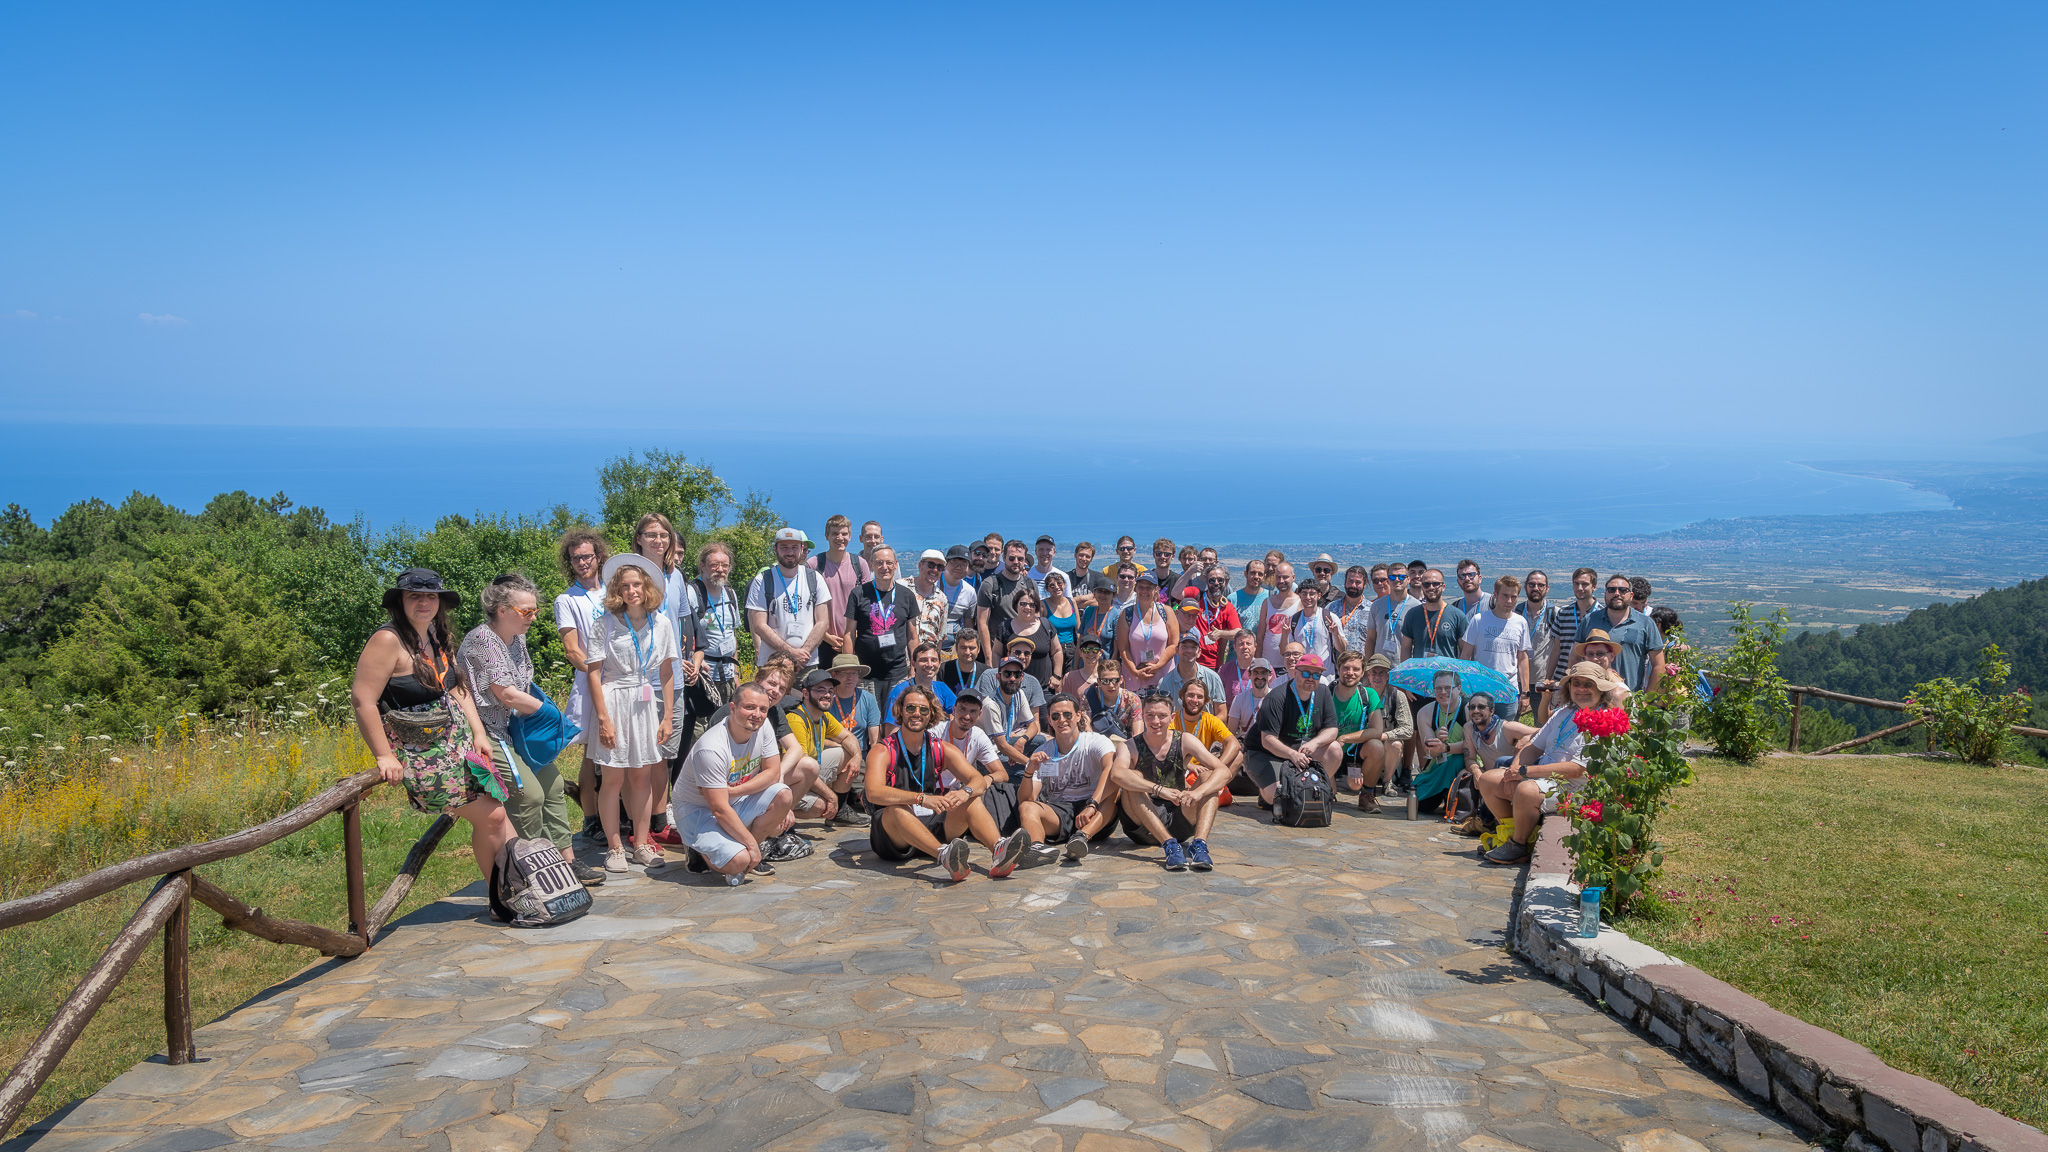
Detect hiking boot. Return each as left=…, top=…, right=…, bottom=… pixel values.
left=1161, top=838, right=1187, bottom=872
left=1062, top=836, right=1091, bottom=864
left=571, top=858, right=607, bottom=887
left=989, top=832, right=1026, bottom=879
left=603, top=848, right=629, bottom=873
left=1358, top=791, right=1380, bottom=814
left=684, top=847, right=710, bottom=874
left=1187, top=839, right=1213, bottom=871
left=941, top=837, right=972, bottom=881
left=1483, top=839, right=1531, bottom=866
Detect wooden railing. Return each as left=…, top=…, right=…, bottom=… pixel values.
left=1708, top=675, right=2047, bottom=755
left=0, top=770, right=455, bottom=1136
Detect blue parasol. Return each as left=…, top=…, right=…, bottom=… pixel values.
left=1389, top=656, right=1520, bottom=709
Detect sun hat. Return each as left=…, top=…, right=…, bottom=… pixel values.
left=827, top=653, right=871, bottom=680
left=1365, top=653, right=1394, bottom=672
left=919, top=548, right=946, bottom=566
left=1579, top=629, right=1621, bottom=655
left=382, top=567, right=461, bottom=612
left=1312, top=553, right=1337, bottom=572
left=599, top=554, right=667, bottom=599
left=1564, top=660, right=1617, bottom=689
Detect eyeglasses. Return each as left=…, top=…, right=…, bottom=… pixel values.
left=570, top=553, right=597, bottom=565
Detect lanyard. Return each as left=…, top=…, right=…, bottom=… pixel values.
left=825, top=692, right=853, bottom=725
left=1421, top=601, right=1447, bottom=647
left=1290, top=679, right=1314, bottom=736
left=868, top=582, right=896, bottom=630
left=1300, top=610, right=1320, bottom=651
left=1002, top=689, right=1023, bottom=734
left=894, top=731, right=930, bottom=794
left=773, top=567, right=804, bottom=615
left=622, top=615, right=655, bottom=679
left=801, top=706, right=826, bottom=757
left=703, top=584, right=733, bottom=632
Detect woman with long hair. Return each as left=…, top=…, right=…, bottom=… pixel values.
left=1042, top=569, right=1078, bottom=673
left=586, top=555, right=680, bottom=872
left=350, top=568, right=515, bottom=880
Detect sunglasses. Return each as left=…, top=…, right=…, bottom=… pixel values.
left=1607, top=586, right=1631, bottom=594
left=510, top=604, right=539, bottom=620
left=899, top=704, right=933, bottom=717
left=1420, top=581, right=1445, bottom=588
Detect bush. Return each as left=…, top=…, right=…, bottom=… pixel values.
left=1907, top=644, right=2035, bottom=764
left=1560, top=646, right=1698, bottom=915
left=1696, top=601, right=1788, bottom=763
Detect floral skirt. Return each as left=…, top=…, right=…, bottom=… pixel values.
left=385, top=701, right=509, bottom=815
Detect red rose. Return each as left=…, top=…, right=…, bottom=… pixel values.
left=1580, top=800, right=1604, bottom=823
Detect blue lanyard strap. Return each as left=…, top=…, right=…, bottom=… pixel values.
left=622, top=616, right=655, bottom=677
left=774, top=567, right=803, bottom=615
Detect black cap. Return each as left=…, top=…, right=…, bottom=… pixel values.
left=1088, top=573, right=1114, bottom=594
left=953, top=688, right=984, bottom=705
left=1035, top=534, right=1055, bottom=545
left=1078, top=636, right=1105, bottom=651
left=946, top=544, right=969, bottom=561
left=801, top=669, right=836, bottom=689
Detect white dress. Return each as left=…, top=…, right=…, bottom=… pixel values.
left=589, top=612, right=678, bottom=769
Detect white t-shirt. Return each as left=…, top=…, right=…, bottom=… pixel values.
left=591, top=613, right=677, bottom=692
left=1035, top=731, right=1115, bottom=804
left=1370, top=595, right=1417, bottom=660
left=1463, top=609, right=1532, bottom=693
left=745, top=566, right=825, bottom=666
left=939, top=723, right=1001, bottom=784
left=1026, top=563, right=1061, bottom=597
left=936, top=578, right=979, bottom=650
left=553, top=581, right=606, bottom=728
left=1528, top=708, right=1588, bottom=767
left=1227, top=687, right=1269, bottom=732
left=673, top=718, right=779, bottom=811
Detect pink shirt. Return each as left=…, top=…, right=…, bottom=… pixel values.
left=808, top=552, right=872, bottom=637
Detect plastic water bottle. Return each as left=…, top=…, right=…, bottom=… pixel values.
left=1579, top=887, right=1603, bottom=938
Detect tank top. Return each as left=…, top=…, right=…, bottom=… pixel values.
left=1131, top=730, right=1186, bottom=790
left=885, top=732, right=945, bottom=796
left=374, top=625, right=448, bottom=713
left=1048, top=606, right=1077, bottom=644
left=1127, top=605, right=1169, bottom=686
left=1002, top=621, right=1058, bottom=686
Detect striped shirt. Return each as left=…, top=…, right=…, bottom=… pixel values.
left=1547, top=600, right=1596, bottom=681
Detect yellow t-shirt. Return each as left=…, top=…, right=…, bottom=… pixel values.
left=1169, top=709, right=1231, bottom=751
left=786, top=708, right=845, bottom=759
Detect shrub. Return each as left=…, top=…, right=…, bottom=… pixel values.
left=1696, top=601, right=1788, bottom=763
left=1560, top=657, right=1697, bottom=916
left=1907, top=644, right=2034, bottom=764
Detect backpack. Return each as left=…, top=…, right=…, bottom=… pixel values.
left=488, top=838, right=593, bottom=928
left=1442, top=767, right=1492, bottom=835
left=745, top=566, right=827, bottom=639
left=1271, top=758, right=1333, bottom=828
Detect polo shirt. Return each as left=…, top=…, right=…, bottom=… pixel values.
left=1575, top=607, right=1666, bottom=692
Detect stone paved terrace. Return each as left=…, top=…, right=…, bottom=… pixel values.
left=6, top=803, right=1816, bottom=1152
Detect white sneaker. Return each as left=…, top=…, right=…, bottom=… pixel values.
left=633, top=843, right=665, bottom=869
left=603, top=848, right=629, bottom=873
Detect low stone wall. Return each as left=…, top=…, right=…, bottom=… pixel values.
left=1511, top=818, right=2046, bottom=1152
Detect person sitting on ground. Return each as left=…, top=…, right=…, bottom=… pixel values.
left=1410, top=669, right=1473, bottom=814
left=676, top=682, right=796, bottom=884
left=784, top=670, right=853, bottom=827
left=1246, top=651, right=1339, bottom=809
left=1015, top=693, right=1119, bottom=866
left=976, top=644, right=1047, bottom=767
left=1114, top=693, right=1232, bottom=871
left=1326, top=650, right=1385, bottom=800
left=1226, top=657, right=1275, bottom=751
left=1473, top=662, right=1608, bottom=865
left=1217, top=631, right=1260, bottom=709
left=823, top=654, right=879, bottom=827
left=1157, top=631, right=1227, bottom=715
left=1169, top=677, right=1241, bottom=778
left=862, top=684, right=1027, bottom=881
left=938, top=689, right=1008, bottom=783
left=1458, top=692, right=1535, bottom=817
left=1355, top=654, right=1414, bottom=812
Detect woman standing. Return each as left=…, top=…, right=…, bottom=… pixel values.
left=1042, top=570, right=1079, bottom=673
left=459, top=574, right=601, bottom=886
left=1116, top=572, right=1178, bottom=690
left=350, top=568, right=514, bottom=880
left=632, top=512, right=697, bottom=835
left=998, top=586, right=1064, bottom=687
left=586, top=555, right=679, bottom=872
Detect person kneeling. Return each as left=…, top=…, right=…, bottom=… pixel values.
left=1473, top=661, right=1607, bottom=865
left=863, top=685, right=1027, bottom=881
left=1016, top=693, right=1121, bottom=866
left=674, top=683, right=796, bottom=886
left=1114, top=693, right=1232, bottom=872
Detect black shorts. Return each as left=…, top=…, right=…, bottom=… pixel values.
left=1035, top=797, right=1085, bottom=842
left=1122, top=796, right=1198, bottom=845
left=982, top=780, right=1021, bottom=837
left=1242, top=749, right=1286, bottom=790
left=870, top=805, right=950, bottom=862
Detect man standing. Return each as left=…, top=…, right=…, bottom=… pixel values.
left=1577, top=574, right=1667, bottom=692
left=1246, top=652, right=1339, bottom=809
left=845, top=546, right=919, bottom=693
left=1100, top=536, right=1145, bottom=579
left=1517, top=571, right=1557, bottom=721
left=857, top=521, right=887, bottom=571
left=1157, top=632, right=1227, bottom=714
left=910, top=549, right=951, bottom=650
left=809, top=515, right=872, bottom=668
left=747, top=528, right=829, bottom=670
left=1287, top=581, right=1343, bottom=681
left=1332, top=565, right=1373, bottom=661
left=1460, top=575, right=1535, bottom=717
left=1027, top=535, right=1062, bottom=596
left=675, top=684, right=796, bottom=885
left=1630, top=576, right=1654, bottom=616
left=1304, top=554, right=1338, bottom=604
left=938, top=545, right=980, bottom=651
left=1259, top=563, right=1302, bottom=666
left=1232, top=559, right=1270, bottom=648
left=1452, top=559, right=1487, bottom=619
left=1543, top=569, right=1602, bottom=711
left=1150, top=538, right=1178, bottom=590
left=1068, top=541, right=1097, bottom=590
left=975, top=540, right=1032, bottom=665
left=682, top=541, right=744, bottom=758
left=1399, top=569, right=1468, bottom=660
left=1181, top=565, right=1243, bottom=668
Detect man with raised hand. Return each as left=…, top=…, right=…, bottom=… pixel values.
left=1185, top=565, right=1244, bottom=670
left=1399, top=568, right=1467, bottom=660
left=1015, top=693, right=1119, bottom=867
left=677, top=683, right=797, bottom=885
left=1157, top=631, right=1227, bottom=715
left=1246, top=651, right=1339, bottom=809
left=1576, top=574, right=1666, bottom=692
left=1461, top=574, right=1534, bottom=719
left=1168, top=544, right=1205, bottom=602
left=747, top=527, right=829, bottom=671
left=1027, top=534, right=1062, bottom=596
left=1115, top=692, right=1232, bottom=871
left=975, top=539, right=1033, bottom=666
left=862, top=684, right=1026, bottom=881
left=1452, top=558, right=1487, bottom=619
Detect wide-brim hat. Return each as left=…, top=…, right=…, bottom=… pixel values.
left=1564, top=661, right=1619, bottom=689
left=1579, top=629, right=1620, bottom=655
left=1364, top=653, right=1395, bottom=672
left=383, top=567, right=461, bottom=612
left=600, top=554, right=667, bottom=598
left=827, top=653, right=871, bottom=679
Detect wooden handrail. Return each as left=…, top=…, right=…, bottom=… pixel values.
left=0, top=769, right=380, bottom=932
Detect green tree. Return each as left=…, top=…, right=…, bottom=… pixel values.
left=1697, top=601, right=1789, bottom=763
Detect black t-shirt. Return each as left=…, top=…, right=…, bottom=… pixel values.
left=845, top=581, right=919, bottom=675
left=1000, top=620, right=1059, bottom=686
left=976, top=572, right=1029, bottom=632
left=939, top=659, right=986, bottom=693
left=1251, top=680, right=1338, bottom=749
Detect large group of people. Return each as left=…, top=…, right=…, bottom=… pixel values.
left=351, top=518, right=1677, bottom=888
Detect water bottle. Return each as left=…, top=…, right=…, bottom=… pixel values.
left=1579, top=887, right=1603, bottom=938
left=1405, top=792, right=1418, bottom=821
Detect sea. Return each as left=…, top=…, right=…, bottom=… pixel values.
left=0, top=423, right=1953, bottom=554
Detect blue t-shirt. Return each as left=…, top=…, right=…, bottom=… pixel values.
left=1401, top=602, right=1468, bottom=658
left=885, top=678, right=958, bottom=720
left=1575, top=607, right=1667, bottom=692
left=826, top=688, right=883, bottom=752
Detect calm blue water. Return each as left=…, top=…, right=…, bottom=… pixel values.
left=0, top=423, right=1951, bottom=552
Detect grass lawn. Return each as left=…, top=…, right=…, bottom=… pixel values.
left=1619, top=753, right=2048, bottom=1129
left=0, top=790, right=497, bottom=1137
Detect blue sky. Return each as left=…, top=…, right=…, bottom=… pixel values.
left=2, top=3, right=2043, bottom=449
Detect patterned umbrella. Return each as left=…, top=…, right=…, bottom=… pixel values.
left=1389, top=656, right=1519, bottom=708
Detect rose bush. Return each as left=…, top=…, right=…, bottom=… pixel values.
left=1560, top=643, right=1697, bottom=916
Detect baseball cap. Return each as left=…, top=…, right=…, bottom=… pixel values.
left=1251, top=658, right=1274, bottom=671
left=1006, top=636, right=1037, bottom=652
left=1365, top=653, right=1394, bottom=672
left=800, top=669, right=836, bottom=689
left=999, top=654, right=1027, bottom=669
left=1078, top=636, right=1105, bottom=651
left=953, top=688, right=985, bottom=705
left=946, top=544, right=969, bottom=561
left=1135, top=571, right=1159, bottom=586
left=1295, top=653, right=1326, bottom=671
left=1177, top=632, right=1200, bottom=646
left=774, top=527, right=812, bottom=548
left=1035, top=534, right=1055, bottom=545
left=1088, top=573, right=1113, bottom=594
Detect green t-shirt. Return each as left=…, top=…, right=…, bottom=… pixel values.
left=1332, top=685, right=1382, bottom=748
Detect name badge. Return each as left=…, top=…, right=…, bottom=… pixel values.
left=878, top=631, right=897, bottom=649
left=639, top=684, right=654, bottom=703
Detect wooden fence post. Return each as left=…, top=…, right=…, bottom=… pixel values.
left=343, top=803, right=368, bottom=947
left=163, top=871, right=194, bottom=1065
left=1787, top=690, right=1803, bottom=752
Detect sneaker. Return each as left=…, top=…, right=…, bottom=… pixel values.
left=653, top=825, right=684, bottom=847
left=989, top=832, right=1026, bottom=879
left=1061, top=837, right=1091, bottom=864
left=570, top=859, right=607, bottom=887
left=776, top=832, right=815, bottom=861
left=941, top=837, right=972, bottom=881
left=1455, top=814, right=1486, bottom=837
left=1187, top=839, right=1213, bottom=871
left=603, top=848, right=630, bottom=873
left=752, top=857, right=776, bottom=876
left=1256, top=798, right=1273, bottom=812
left=1358, top=791, right=1380, bottom=814
left=1162, top=838, right=1187, bottom=872
left=833, top=804, right=872, bottom=827
left=684, top=847, right=710, bottom=874
left=631, top=843, right=664, bottom=868
left=1025, top=843, right=1061, bottom=867
left=1483, top=839, right=1531, bottom=866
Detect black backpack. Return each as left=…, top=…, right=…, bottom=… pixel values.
left=1271, top=758, right=1334, bottom=827
left=488, top=838, right=593, bottom=928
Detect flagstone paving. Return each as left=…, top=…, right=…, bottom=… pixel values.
left=8, top=804, right=1817, bottom=1152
